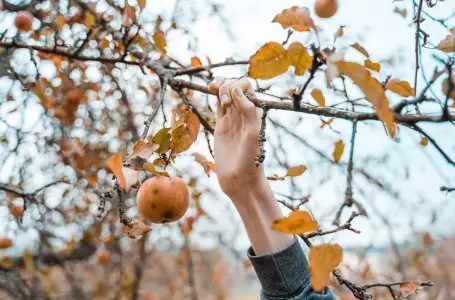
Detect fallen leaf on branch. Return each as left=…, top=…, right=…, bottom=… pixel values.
left=309, top=244, right=343, bottom=292
left=436, top=34, right=455, bottom=53
left=272, top=210, right=319, bottom=234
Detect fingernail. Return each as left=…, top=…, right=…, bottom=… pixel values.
left=221, top=94, right=231, bottom=106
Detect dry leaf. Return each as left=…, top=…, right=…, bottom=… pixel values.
left=0, top=237, right=13, bottom=249
left=309, top=244, right=343, bottom=292
left=272, top=6, right=315, bottom=32
left=386, top=79, right=414, bottom=97
left=191, top=56, right=203, bottom=67
left=123, top=221, right=152, bottom=239
left=138, top=0, right=146, bottom=10
left=400, top=281, right=423, bottom=297
left=436, top=34, right=455, bottom=53
left=193, top=153, right=216, bottom=176
left=334, top=61, right=396, bottom=136
left=287, top=42, right=312, bottom=76
left=272, top=210, right=319, bottom=234
left=286, top=165, right=307, bottom=177
left=420, top=137, right=428, bottom=146
left=152, top=128, right=171, bottom=153
left=170, top=125, right=192, bottom=153
left=333, top=140, right=344, bottom=163
left=183, top=110, right=200, bottom=141
left=143, top=162, right=169, bottom=176
left=106, top=154, right=126, bottom=189
left=334, top=26, right=344, bottom=38
left=393, top=7, right=407, bottom=18
left=132, top=139, right=157, bottom=159
left=85, top=12, right=95, bottom=29
left=248, top=42, right=289, bottom=79
left=350, top=43, right=369, bottom=57
left=55, top=15, right=66, bottom=30
left=364, top=59, right=380, bottom=72
left=153, top=31, right=167, bottom=54
left=311, top=89, right=326, bottom=106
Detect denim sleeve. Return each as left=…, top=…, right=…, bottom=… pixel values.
left=247, top=237, right=336, bottom=300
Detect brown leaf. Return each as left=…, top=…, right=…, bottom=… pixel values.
left=400, top=281, right=423, bottom=297
left=334, top=26, right=344, bottom=38
left=393, top=7, right=407, bottom=18
left=311, top=89, right=325, bottom=106
left=143, top=162, right=169, bottom=176
left=286, top=165, right=307, bottom=177
left=106, top=154, right=126, bottom=189
left=153, top=31, right=167, bottom=54
left=364, top=59, right=380, bottom=72
left=333, top=140, right=344, bottom=163
left=248, top=42, right=289, bottom=79
left=309, top=244, right=343, bottom=292
left=272, top=210, right=319, bottom=234
left=0, top=237, right=13, bottom=249
left=170, top=125, right=193, bottom=153
left=386, top=79, right=414, bottom=97
left=272, top=6, right=315, bottom=32
left=84, top=12, right=95, bottom=29
left=287, top=42, right=312, bottom=76
left=436, top=34, right=455, bottom=53
left=123, top=221, right=152, bottom=239
left=183, top=110, right=200, bottom=141
left=55, top=15, right=66, bottom=30
left=193, top=153, right=216, bottom=176
left=334, top=61, right=396, bottom=136
left=132, top=139, right=157, bottom=159
left=190, top=56, right=203, bottom=67
left=350, top=43, right=369, bottom=57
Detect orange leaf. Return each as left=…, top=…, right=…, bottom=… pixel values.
left=420, top=137, right=428, bottom=146
left=350, top=43, right=369, bottom=57
left=334, top=61, right=396, bottom=136
left=138, top=0, right=146, bottom=10
left=309, top=244, right=343, bottom=292
left=170, top=125, right=193, bottom=153
left=153, top=31, right=167, bottom=54
left=393, top=7, right=407, bottom=18
left=287, top=42, right=312, bottom=76
left=311, top=89, right=325, bottom=106
left=0, top=237, right=13, bottom=249
left=386, top=79, right=414, bottom=97
left=272, top=6, right=315, bottom=32
left=106, top=154, right=126, bottom=189
left=193, top=153, right=216, bottom=176
left=248, top=42, right=289, bottom=79
left=190, top=56, right=203, bottom=67
left=364, top=59, right=380, bottom=72
left=333, top=140, right=344, bottom=163
left=286, top=165, right=307, bottom=177
left=272, top=210, right=319, bottom=234
left=183, top=110, right=200, bottom=141
left=132, top=139, right=157, bottom=159
left=55, top=15, right=66, bottom=30
left=400, top=281, right=423, bottom=297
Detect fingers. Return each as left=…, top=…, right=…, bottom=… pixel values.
left=208, top=77, right=226, bottom=119
left=228, top=79, right=258, bottom=122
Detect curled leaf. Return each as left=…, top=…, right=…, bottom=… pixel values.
left=272, top=210, right=319, bottom=234
left=309, top=244, right=343, bottom=292
left=132, top=139, right=157, bottom=159
left=248, top=42, right=289, bottom=79
left=106, top=154, right=126, bottom=189
left=333, top=140, right=344, bottom=163
left=272, top=6, right=315, bottom=32
left=193, top=153, right=216, bottom=176
left=152, top=128, right=171, bottom=153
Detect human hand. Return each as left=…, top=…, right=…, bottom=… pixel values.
left=208, top=78, right=264, bottom=199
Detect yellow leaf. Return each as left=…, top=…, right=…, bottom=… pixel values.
left=400, top=281, right=423, bottom=297
left=311, top=89, right=325, bottom=106
left=153, top=31, right=167, bottom=55
left=152, top=128, right=171, bottom=153
left=23, top=249, right=36, bottom=274
left=287, top=42, right=312, bottom=76
left=55, top=15, right=66, bottom=30
left=386, top=79, right=414, bottom=97
left=190, top=56, right=203, bottom=67
left=420, top=137, right=428, bottom=146
left=99, top=39, right=110, bottom=49
left=170, top=125, right=193, bottom=153
left=248, top=42, right=289, bottom=79
left=106, top=154, right=126, bottom=189
left=309, top=244, right=343, bottom=292
left=393, top=7, right=407, bottom=18
left=286, top=165, right=307, bottom=177
left=272, top=211, right=319, bottom=234
left=272, top=6, right=315, bottom=32
left=436, top=34, right=455, bottom=53
left=143, top=162, right=169, bottom=176
left=85, top=12, right=95, bottom=29
left=333, top=140, right=344, bottom=163
left=138, top=0, right=146, bottom=10
left=350, top=43, right=369, bottom=57
left=334, top=61, right=396, bottom=136
left=364, top=59, right=380, bottom=72
left=183, top=110, right=200, bottom=141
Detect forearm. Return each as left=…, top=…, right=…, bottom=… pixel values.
left=229, top=176, right=293, bottom=255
